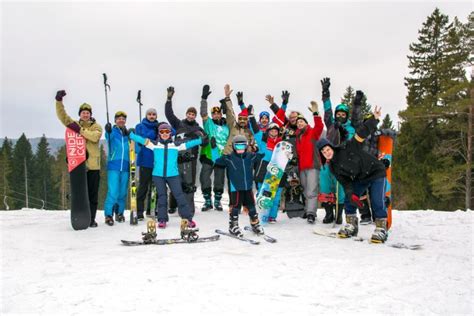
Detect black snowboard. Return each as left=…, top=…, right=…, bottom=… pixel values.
left=66, top=128, right=91, bottom=230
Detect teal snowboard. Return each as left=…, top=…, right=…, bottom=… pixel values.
left=256, top=141, right=293, bottom=224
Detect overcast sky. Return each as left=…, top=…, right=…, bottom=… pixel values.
left=1, top=0, right=471, bottom=139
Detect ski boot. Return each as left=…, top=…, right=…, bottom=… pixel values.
left=337, top=215, right=359, bottom=238
left=201, top=189, right=213, bottom=212
left=168, top=208, right=177, bottom=214
left=214, top=190, right=224, bottom=211
left=229, top=217, right=243, bottom=237
left=307, top=213, right=316, bottom=224
left=137, top=211, right=145, bottom=221
left=370, top=219, right=388, bottom=243
left=335, top=204, right=344, bottom=225
left=115, top=213, right=125, bottom=223
left=89, top=220, right=98, bottom=228
left=105, top=216, right=114, bottom=226
left=250, top=215, right=264, bottom=235
left=180, top=219, right=199, bottom=242
left=268, top=217, right=277, bottom=223
left=322, top=203, right=334, bottom=224
left=142, top=219, right=157, bottom=244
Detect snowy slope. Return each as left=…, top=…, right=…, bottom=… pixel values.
left=1, top=205, right=472, bottom=316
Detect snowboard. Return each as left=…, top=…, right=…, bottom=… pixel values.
left=378, top=129, right=396, bottom=230
left=256, top=141, right=293, bottom=223
left=215, top=229, right=260, bottom=245
left=129, top=140, right=138, bottom=225
left=65, top=128, right=91, bottom=230
left=121, top=235, right=220, bottom=246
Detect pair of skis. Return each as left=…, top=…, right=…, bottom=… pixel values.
left=215, top=226, right=277, bottom=245
left=312, top=228, right=422, bottom=250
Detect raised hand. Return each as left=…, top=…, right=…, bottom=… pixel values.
left=354, top=90, right=364, bottom=104
left=321, top=77, right=330, bottom=99
left=265, top=94, right=274, bottom=105
left=56, top=90, right=67, bottom=102
left=373, top=105, right=382, bottom=120
left=202, top=85, right=211, bottom=100
left=236, top=91, right=244, bottom=106
left=281, top=90, right=290, bottom=105
left=167, top=86, right=175, bottom=100
left=308, top=101, right=319, bottom=114
left=224, top=84, right=233, bottom=98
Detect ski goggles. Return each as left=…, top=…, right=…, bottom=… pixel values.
left=114, top=111, right=127, bottom=119
left=233, top=143, right=247, bottom=151
left=159, top=129, right=171, bottom=135
left=211, top=106, right=221, bottom=113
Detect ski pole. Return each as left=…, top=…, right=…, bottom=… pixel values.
left=102, top=73, right=111, bottom=152
left=333, top=181, right=339, bottom=228
left=137, top=90, right=143, bottom=120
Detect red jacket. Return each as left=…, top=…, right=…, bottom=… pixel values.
left=295, top=115, right=324, bottom=171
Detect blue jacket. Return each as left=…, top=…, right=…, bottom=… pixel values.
left=214, top=152, right=262, bottom=191
left=106, top=126, right=130, bottom=172
left=135, top=119, right=158, bottom=168
left=130, top=132, right=202, bottom=177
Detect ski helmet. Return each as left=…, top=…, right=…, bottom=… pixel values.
left=267, top=123, right=280, bottom=132
left=232, top=135, right=248, bottom=152
left=335, top=104, right=349, bottom=116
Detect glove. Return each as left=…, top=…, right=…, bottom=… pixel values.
left=381, top=158, right=391, bottom=169
left=105, top=122, right=112, bottom=134
left=236, top=91, right=244, bottom=106
left=281, top=90, right=290, bottom=105
left=308, top=101, right=319, bottom=114
left=167, top=86, right=175, bottom=100
left=67, top=122, right=81, bottom=134
left=210, top=137, right=217, bottom=149
left=355, top=90, right=364, bottom=104
left=321, top=78, right=330, bottom=99
left=201, top=134, right=209, bottom=146
left=202, top=84, right=211, bottom=100
left=56, top=90, right=67, bottom=102
left=350, top=194, right=363, bottom=208
left=247, top=104, right=254, bottom=116
left=219, top=99, right=227, bottom=115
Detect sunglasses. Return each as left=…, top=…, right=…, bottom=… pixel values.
left=159, top=129, right=171, bottom=135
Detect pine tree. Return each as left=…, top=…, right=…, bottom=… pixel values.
left=394, top=8, right=471, bottom=210
left=52, top=145, right=69, bottom=210
left=9, top=134, right=35, bottom=209
left=33, top=135, right=59, bottom=209
left=381, top=114, right=394, bottom=130
left=0, top=138, right=13, bottom=210
left=341, top=86, right=355, bottom=113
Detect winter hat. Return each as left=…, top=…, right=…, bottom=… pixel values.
left=335, top=104, right=349, bottom=115
left=316, top=138, right=335, bottom=164
left=296, top=114, right=308, bottom=124
left=158, top=123, right=172, bottom=131
left=238, top=108, right=249, bottom=118
left=267, top=123, right=280, bottom=132
left=259, top=111, right=270, bottom=120
left=114, top=111, right=127, bottom=119
left=78, top=103, right=92, bottom=115
left=186, top=107, right=197, bottom=115
left=146, top=108, right=157, bottom=116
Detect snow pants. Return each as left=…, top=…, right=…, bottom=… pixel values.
left=169, top=159, right=197, bottom=215
left=155, top=176, right=192, bottom=222
left=136, top=166, right=153, bottom=216
left=199, top=162, right=225, bottom=195
left=344, top=177, right=387, bottom=219
left=87, top=170, right=100, bottom=222
left=104, top=170, right=129, bottom=216
left=299, top=168, right=319, bottom=216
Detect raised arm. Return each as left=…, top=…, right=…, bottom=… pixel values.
left=321, top=78, right=334, bottom=128
left=200, top=84, right=211, bottom=122
left=55, top=90, right=74, bottom=127
left=164, top=86, right=181, bottom=129
left=223, top=84, right=236, bottom=128
left=309, top=101, right=323, bottom=140
left=350, top=90, right=364, bottom=129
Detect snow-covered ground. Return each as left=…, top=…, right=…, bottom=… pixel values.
left=1, top=202, right=472, bottom=315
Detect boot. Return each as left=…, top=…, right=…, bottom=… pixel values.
left=335, top=204, right=344, bottom=225
left=306, top=213, right=316, bottom=224
left=201, top=189, right=213, bottom=212
left=337, top=215, right=358, bottom=238
left=229, top=216, right=243, bottom=237
left=322, top=203, right=334, bottom=224
left=250, top=215, right=264, bottom=235
left=105, top=215, right=114, bottom=226
left=115, top=213, right=125, bottom=223
left=370, top=219, right=388, bottom=243
left=214, top=190, right=224, bottom=211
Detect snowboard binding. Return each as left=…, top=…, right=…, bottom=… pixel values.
left=180, top=219, right=199, bottom=242
left=142, top=219, right=157, bottom=244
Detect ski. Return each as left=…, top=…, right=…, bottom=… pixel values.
left=243, top=226, right=277, bottom=243
left=313, top=228, right=422, bottom=250
left=215, top=229, right=260, bottom=245
left=129, top=140, right=138, bottom=225
left=121, top=234, right=220, bottom=246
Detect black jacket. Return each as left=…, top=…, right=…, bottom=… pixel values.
left=319, top=118, right=386, bottom=198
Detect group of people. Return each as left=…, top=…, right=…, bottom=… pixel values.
left=55, top=77, right=392, bottom=243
